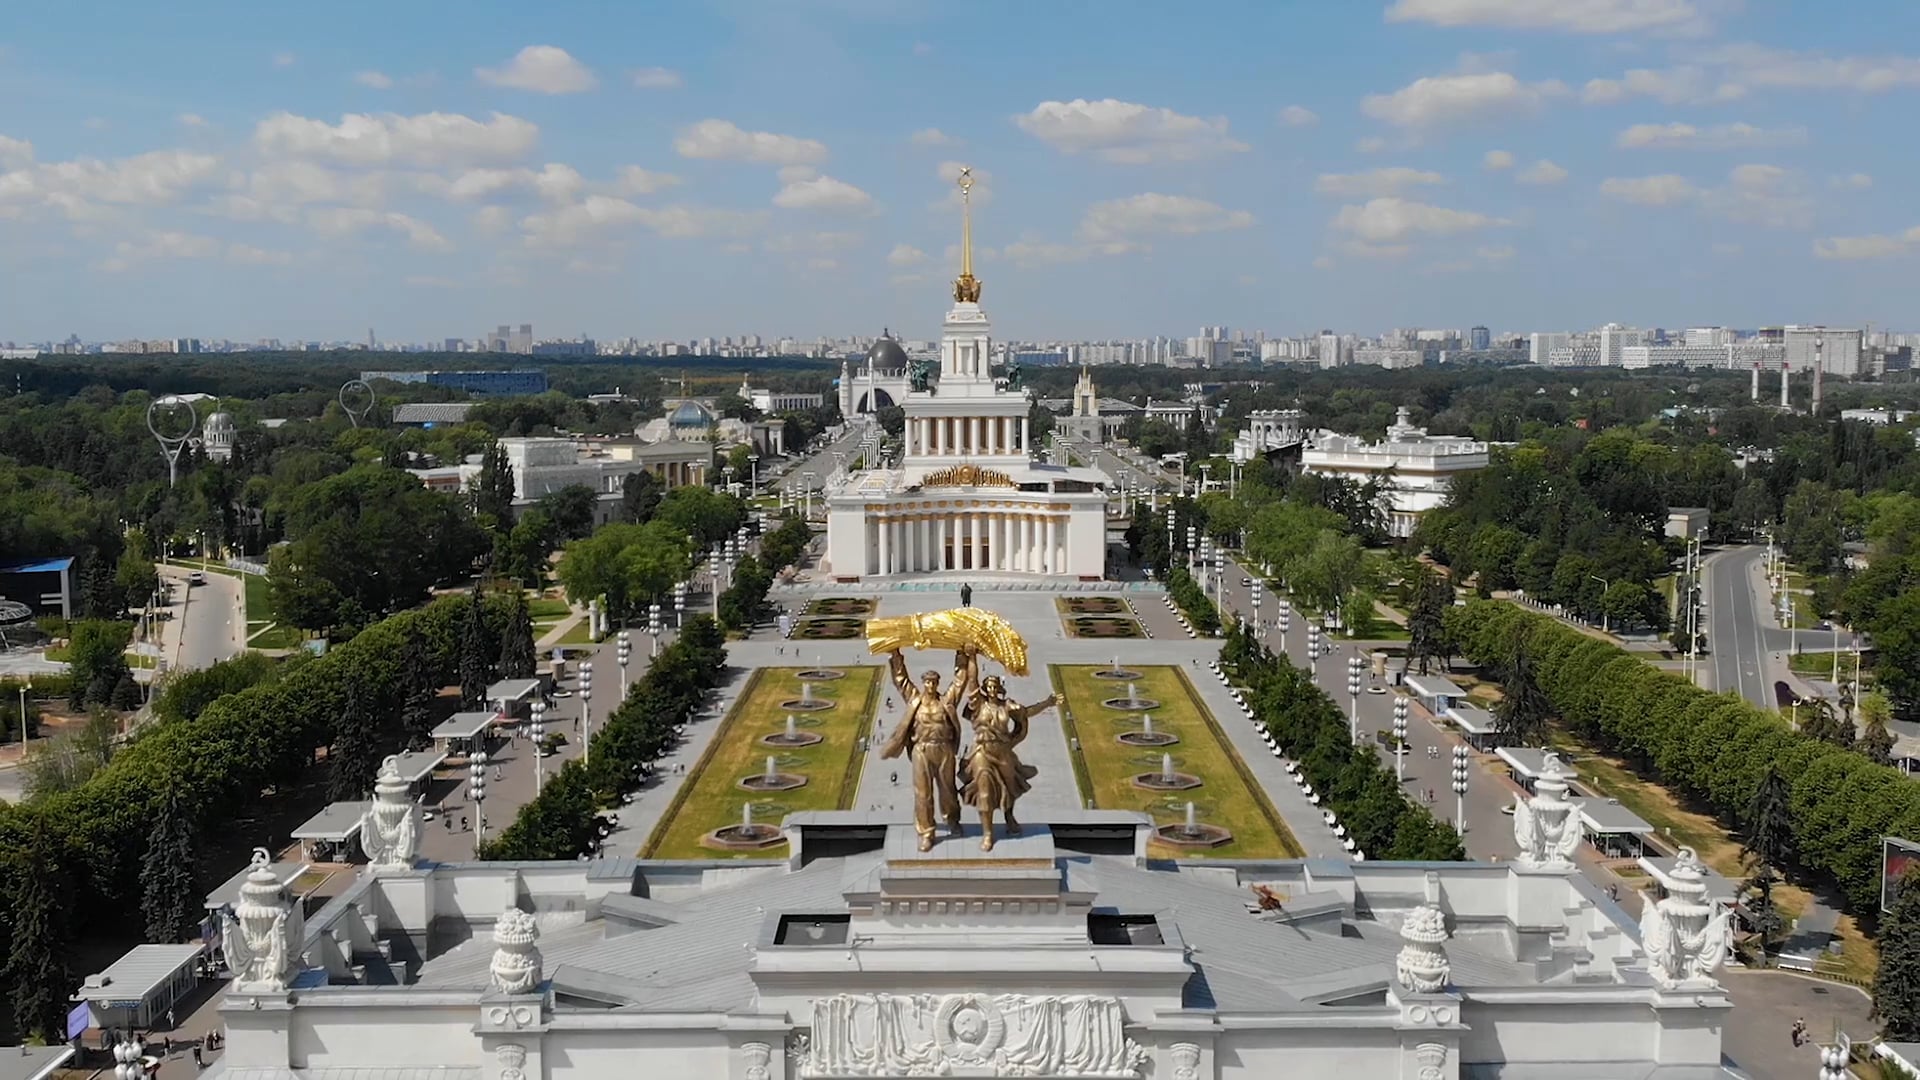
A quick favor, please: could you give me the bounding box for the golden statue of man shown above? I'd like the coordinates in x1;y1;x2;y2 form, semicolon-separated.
959;674;1056;851
880;646;976;851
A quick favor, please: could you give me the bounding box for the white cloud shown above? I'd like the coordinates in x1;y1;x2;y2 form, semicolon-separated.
519;196;766;247
1334;239;1414;261
475;45;597;94
272;51;296;68
610;165;681;196
213;161;388;221
177;113;209;129
0;149;222;212
0;136;33;168
1477;244;1516;260
674;119;828;166
254;111;539;167
1482;149;1514;170
1516;159;1568;184
910;127;956;146
1315;167;1445;197
473;205;513;234
1354;136;1389;153
1361;71;1567;129
306;207;452;250
887;243;928;266
1708;163;1811;228
1278;105;1319;127
436;163;586;204
1831;173;1873;190
629;66;682;89
1581;66;1742;105
1312;255;1335;269
227;243;292;265
354;70;395;90
1615;121;1805;149
772;175;874;212
764;231;862;255
1014;98;1248;163
106;231;220;268
1813;234;1909;260
1384;0;1712;35
777;164;818;184
1599;173;1699;205
1702;43;1920;95
1331;197;1500;243
1078;193;1255;241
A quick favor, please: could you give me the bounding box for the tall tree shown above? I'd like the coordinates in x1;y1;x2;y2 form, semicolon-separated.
1742;764;1793;955
1493;640;1553;747
5;821;73;1042
1876;867;1920;1040
140;787;199;943
498;591;536;680
473;442;517;530
620;470;662;525
1406;569;1452;676
1797;697;1854;749
1861;692;1898;766
459;587;493;708
328;673;382;801
398;632;439;749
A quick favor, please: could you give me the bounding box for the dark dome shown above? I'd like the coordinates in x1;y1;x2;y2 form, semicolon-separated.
866;334;909;370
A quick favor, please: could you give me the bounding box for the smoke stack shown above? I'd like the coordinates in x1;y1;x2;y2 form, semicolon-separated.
1780;362;1791;409
1751;362;1760;402
1812;347;1825;416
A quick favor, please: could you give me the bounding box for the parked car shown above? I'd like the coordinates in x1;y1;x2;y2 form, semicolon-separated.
188;571;207;585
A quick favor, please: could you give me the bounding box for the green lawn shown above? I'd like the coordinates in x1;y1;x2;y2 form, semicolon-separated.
1053;664;1302;859
45;645;156;669
554;621;595;645
527;596;571;620
247;624;305;650
640;665;879;860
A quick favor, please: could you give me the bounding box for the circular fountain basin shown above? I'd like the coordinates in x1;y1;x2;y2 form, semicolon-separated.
706;824;784;850
738;772;809;792
780;698;834;712
1131;771;1202;791
1091;667;1144;681
1153;823;1233;848
1116;729;1179;747
794;669;845;681
761;730;824;747
1102;697;1161;712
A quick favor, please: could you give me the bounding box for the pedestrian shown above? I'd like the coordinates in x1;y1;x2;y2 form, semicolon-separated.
193;1045;204;1067
460;815;469;832
168;1009;176;1031
164;1036;173;1057
443;815;452;832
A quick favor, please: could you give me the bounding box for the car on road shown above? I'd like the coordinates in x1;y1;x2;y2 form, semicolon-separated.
1241;577;1252;588
1367;685;1387;695
551;687;575;698
188;571;207;585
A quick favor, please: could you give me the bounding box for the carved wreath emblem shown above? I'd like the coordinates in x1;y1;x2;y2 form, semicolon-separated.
934;993;1007;1061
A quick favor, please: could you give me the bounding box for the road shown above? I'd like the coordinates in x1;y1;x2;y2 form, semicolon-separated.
166;565;247;672
1703;545;1855;710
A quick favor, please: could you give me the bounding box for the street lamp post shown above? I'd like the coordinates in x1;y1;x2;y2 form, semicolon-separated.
1451;745;1471;832
469;750;489;853
1186;525;1197;575
674;581;686;628
1250;579;1262;640
749;453;759;497
1278;598;1291;654
1306;623;1322;683
530;699;548;794
1347;655;1364;743
1587;574;1611;634
1392;696;1409;782
578;662;594;764
16;678;27;746
616;631;631;699
649;602;663;658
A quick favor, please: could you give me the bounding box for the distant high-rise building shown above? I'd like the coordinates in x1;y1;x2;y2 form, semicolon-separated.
1469;325;1490;351
1318;331;1344;369
1785;325;1864;377
1597;324;1648;366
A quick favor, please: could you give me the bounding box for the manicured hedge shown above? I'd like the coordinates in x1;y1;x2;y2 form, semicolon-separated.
1224;625;1465;861
1445;599;1920;914
1169;566;1220;635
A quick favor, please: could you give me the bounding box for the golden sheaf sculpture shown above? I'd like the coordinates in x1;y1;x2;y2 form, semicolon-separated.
922;463;1015;489
866;608;1029;676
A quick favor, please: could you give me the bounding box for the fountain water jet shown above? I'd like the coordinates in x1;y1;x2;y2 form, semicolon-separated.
739;752;807;792
762;713;823;747
706;801;783;849
1132;751;1200;791
1154;799;1233;848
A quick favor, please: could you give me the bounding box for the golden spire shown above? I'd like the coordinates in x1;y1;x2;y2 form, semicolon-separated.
953;165;982;303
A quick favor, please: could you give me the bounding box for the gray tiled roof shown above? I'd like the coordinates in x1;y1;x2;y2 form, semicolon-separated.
72;943;207;1003
391;403;476;425
0;1045;73;1080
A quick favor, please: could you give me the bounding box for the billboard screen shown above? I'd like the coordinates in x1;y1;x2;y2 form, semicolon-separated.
1883;836;1920;914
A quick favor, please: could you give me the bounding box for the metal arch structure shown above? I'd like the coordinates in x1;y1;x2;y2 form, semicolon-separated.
339;379;376;428
0;597;30;650
147;395;200;488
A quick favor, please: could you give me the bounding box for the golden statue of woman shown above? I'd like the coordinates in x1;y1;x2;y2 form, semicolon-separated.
959;674;1056;851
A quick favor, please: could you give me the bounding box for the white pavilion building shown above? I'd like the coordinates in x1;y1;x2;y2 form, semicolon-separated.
824;167;1110;581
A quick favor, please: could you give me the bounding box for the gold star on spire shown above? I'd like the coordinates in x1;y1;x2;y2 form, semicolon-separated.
953;165;982;303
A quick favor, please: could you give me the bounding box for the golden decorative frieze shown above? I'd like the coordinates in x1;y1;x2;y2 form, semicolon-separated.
922;462;1016;489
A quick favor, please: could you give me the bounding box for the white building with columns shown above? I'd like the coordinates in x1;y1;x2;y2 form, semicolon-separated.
824;168;1110;581
200;803;1740;1080
1301;407;1489;538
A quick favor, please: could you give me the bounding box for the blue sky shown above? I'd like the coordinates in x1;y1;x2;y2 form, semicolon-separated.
2;0;1918;344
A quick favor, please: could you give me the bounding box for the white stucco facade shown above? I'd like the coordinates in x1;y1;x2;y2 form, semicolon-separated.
206;810;1736;1080
1300;408;1490;538
823;274;1109;581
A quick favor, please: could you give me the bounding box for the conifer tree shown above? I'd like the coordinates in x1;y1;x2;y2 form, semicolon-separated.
5;821;73;1042
498;591;536;680
1875;868;1920;1039
140;788;198;943
459;587;492;708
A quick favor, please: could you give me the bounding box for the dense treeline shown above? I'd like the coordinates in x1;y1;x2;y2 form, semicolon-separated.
0;591;510;1040
482;616;728;861
1224;623;1465;860
1445;599;1920;916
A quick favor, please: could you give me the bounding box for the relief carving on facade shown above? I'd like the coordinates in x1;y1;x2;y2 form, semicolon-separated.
741;1040;772;1080
1170;1041;1201;1080
801;993;1147;1077
495;1042;527;1080
1415;1040;1447;1080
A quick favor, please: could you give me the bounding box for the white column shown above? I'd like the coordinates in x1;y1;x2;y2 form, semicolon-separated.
990;512;1003;570
877;515;891;575
1021;416;1031;455
931;417;941;456
970;511;982;569
972;417;983;456
938;516;949;570
1023;515;1035;572
1045;517;1058;574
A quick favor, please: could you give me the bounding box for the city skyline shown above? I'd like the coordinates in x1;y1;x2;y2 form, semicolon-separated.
3;1;1919;341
